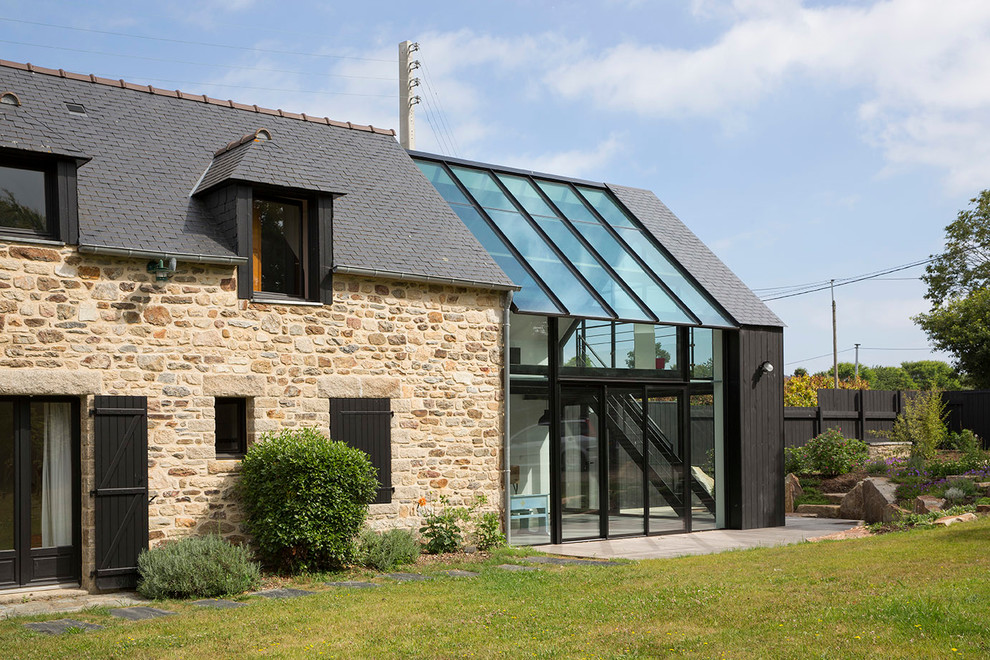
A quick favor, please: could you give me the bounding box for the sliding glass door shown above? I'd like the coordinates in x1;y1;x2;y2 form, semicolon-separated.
0;398;80;589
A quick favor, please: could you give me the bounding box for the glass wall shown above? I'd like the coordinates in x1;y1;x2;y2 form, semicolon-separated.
558;318;680;376
689;328;724;530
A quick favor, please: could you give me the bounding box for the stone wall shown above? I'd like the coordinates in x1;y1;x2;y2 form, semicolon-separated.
0;243;505;588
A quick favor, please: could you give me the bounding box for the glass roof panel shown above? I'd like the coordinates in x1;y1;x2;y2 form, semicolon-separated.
496;173;557;218
572;221;694;325
528;214;652;321
448;165;516;211
414;160;471;206
450;206;561;314
484;209;608;318
612;225;732;326
535;180;598;223
577;186;637;228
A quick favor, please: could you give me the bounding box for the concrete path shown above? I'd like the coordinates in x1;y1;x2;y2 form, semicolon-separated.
534;515;864;560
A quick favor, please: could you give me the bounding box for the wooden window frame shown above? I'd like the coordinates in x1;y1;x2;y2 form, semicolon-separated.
214;397;248;459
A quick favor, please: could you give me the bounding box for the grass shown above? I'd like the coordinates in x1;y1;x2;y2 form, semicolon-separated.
3;520;990;658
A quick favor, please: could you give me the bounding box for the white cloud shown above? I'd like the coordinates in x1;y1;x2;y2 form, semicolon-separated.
546;0;990;192
497;134;626;180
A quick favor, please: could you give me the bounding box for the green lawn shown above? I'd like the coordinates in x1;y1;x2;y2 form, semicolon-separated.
3;519;990;659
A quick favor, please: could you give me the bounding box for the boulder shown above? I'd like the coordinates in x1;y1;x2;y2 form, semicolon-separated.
795;504;840;518
839;481;864;520
861;477;903;524
914;495;946;515
784;473;803;514
976;504;990;515
934;512;978;527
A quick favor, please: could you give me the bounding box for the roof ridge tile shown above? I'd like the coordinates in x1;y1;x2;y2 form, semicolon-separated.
0;58;396;137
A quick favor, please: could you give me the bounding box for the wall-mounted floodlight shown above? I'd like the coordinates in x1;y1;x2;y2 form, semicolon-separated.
759;361;774;374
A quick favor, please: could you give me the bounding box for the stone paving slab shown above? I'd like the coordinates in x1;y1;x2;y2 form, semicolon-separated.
252;588;316;599
534;516;865;560
325;581;380;589
381;572;431;582
192;599;248;609
496;564;539;572
23;619;104;635
1;592;147;620
521;556;622;567
110;606;177;621
442;570;480;578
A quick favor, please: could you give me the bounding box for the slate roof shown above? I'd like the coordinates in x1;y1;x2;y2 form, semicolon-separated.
194;132;341;196
607;184;784;327
0;95;87;159
0;61;513;288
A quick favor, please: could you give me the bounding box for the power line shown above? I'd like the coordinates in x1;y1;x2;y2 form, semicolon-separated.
419;55;460;157
0;38;398;81
785;347;854;366
0;16;394;63
760;257;933;301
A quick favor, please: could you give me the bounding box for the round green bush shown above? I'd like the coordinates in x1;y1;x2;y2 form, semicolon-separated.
137;534;260;600
803;428;868;477
239;427;379;573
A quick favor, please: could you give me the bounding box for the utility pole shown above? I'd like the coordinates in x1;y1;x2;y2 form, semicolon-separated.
398;41;421;150
854;343;861;380
831;279;838;389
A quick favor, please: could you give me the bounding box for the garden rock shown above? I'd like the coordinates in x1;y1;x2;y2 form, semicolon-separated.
914;495;946;515
934;512;978;526
861;477;903;524
784;474;803;513
795;504;840;518
838;481;864;520
977;504;990;514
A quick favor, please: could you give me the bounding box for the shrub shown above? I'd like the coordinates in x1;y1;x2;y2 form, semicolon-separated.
239;427;379;572
802;428;868;477
474;511;506;551
137;535;260;600
884;390;948;460
941;478;977;498
943;429;981;454
784;446;806;475
977;497;990;505
943;487;967;503
355;528;420;571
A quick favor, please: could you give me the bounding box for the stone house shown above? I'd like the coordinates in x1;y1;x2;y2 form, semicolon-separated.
0;58;784;595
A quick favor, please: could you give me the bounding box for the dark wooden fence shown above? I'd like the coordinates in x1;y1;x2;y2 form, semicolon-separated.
784;389;990;449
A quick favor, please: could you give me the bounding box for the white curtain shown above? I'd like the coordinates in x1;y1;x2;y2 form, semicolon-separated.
41;402;72;548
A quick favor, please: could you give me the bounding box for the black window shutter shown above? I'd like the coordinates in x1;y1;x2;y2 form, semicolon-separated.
330;398;392;504
92;395;148;590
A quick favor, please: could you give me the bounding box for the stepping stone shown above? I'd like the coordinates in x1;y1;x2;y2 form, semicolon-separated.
443;570;480;578
381;572;430;582
521;556;622;567
192;599;248;609
24;619;104;635
110;606;176;621
496;564;539;572
252;588;316;599
325;581;380;589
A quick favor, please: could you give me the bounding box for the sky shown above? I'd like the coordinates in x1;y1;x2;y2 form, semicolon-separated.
2;0;987;374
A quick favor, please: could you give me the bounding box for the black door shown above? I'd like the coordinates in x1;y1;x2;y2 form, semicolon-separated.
0;398;81;590
93;396;148;590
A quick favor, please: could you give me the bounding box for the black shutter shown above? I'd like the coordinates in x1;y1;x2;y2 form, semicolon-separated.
93;396;148;590
330;398;392;504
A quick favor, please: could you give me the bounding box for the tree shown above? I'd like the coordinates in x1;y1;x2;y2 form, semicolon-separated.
915;190;990;387
817;362;875;384
870;365;918;391
900;360;967;391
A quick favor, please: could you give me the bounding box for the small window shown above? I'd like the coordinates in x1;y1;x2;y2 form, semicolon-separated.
253;196;306;298
215;398;247;458
0;162;53;238
330;398;392;504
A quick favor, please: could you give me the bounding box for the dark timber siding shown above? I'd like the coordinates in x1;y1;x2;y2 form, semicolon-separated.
724;326;784;529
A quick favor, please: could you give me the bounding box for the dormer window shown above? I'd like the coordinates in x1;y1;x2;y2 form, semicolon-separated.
253;196;307;298
0;159;55;240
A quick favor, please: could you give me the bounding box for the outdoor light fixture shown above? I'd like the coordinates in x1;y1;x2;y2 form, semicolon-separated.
147;257;177;283
759;361;774;374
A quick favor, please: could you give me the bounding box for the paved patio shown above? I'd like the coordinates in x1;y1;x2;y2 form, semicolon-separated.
534;515;864;560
